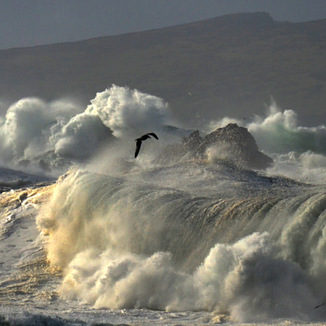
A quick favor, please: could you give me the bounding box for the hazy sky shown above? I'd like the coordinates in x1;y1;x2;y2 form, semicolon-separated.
1;0;326;50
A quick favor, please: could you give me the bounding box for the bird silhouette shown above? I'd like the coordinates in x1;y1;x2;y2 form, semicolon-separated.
134;132;158;158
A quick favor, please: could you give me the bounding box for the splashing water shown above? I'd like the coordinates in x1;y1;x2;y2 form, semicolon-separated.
35;161;326;322
0;85;171;174
0;86;326;324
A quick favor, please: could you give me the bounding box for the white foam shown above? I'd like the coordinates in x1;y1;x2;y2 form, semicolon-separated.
36;168;326;322
247;103;326;154
0;85;171;173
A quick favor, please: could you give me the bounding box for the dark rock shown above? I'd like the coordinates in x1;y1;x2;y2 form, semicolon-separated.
157;130;203;163
200;123;273;169
159;123;273;169
202;123;258;152
182;130;203;153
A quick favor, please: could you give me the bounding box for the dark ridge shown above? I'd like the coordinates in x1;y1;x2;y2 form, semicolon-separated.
0;12;325;126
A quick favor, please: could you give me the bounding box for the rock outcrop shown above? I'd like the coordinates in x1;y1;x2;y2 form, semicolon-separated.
159;123;273;169
199;123;273;169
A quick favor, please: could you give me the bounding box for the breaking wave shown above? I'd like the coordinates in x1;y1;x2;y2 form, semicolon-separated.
248;103;326;155
1;85;326;322
36;162;326;322
0;85;171;174
207;102;326;184
207;103;326;157
0;85;325;183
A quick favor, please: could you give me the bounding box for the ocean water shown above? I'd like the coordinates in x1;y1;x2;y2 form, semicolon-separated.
0;86;326;325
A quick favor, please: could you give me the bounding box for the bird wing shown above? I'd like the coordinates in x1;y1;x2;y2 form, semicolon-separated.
147;132;158;140
135;139;142;158
140;134;151;141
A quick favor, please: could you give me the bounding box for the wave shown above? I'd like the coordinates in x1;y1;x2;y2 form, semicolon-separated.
207;102;326;156
248;104;326;155
0;85;171;174
36;160;326;322
0;85;325;191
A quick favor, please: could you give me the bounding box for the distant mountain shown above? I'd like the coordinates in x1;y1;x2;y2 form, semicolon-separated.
0;12;325;126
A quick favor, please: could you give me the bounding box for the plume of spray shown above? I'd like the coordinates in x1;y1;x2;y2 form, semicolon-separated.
83;85;173;172
85;84;170;139
247;102;326;155
205;102;326;156
246;103;326;183
0;97;81;172
205;102;326;183
204;101;326;155
0;85;172;173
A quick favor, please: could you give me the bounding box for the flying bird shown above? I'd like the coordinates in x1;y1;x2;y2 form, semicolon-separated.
134;132;158;158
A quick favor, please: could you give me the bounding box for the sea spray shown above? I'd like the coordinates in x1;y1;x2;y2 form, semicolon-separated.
85;84;170;139
205;102;326;183
0;98;80;167
1;85;326;324
37;162;326;322
4;86;325;322
0;87;325;186
247;104;326;155
0;85;171;172
206;103;326;156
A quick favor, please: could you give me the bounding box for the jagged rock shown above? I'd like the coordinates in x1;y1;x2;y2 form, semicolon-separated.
159;123;273;169
202;123;258;152
200;123;273;169
182;130;203;153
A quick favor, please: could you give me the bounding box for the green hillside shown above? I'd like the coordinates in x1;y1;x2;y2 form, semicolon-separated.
0;12;325;127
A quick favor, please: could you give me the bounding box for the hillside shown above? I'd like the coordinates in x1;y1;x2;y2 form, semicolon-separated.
0;12;325;127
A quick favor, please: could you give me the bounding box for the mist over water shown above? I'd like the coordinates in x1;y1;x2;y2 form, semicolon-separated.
1;85;326;323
